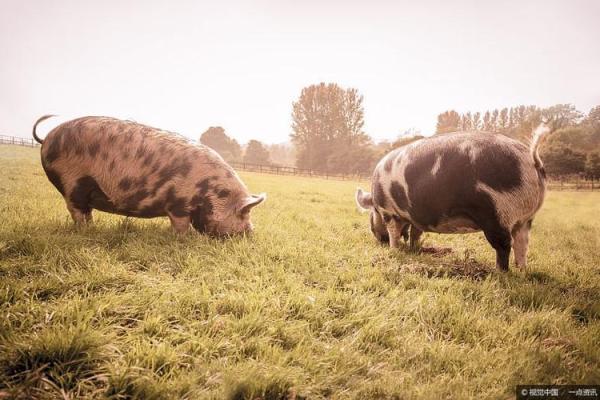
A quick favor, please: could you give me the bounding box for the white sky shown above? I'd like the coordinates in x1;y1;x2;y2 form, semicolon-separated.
1;0;599;144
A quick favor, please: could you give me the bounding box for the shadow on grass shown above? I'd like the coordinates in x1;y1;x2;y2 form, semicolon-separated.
0;325;111;399
498;271;600;325
380;248;600;327
371;234;600;329
391;259;494;281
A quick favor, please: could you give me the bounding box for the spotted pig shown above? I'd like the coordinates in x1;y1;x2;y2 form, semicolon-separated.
33;115;266;236
355;127;548;271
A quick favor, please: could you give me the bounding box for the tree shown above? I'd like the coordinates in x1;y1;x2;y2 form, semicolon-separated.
541;145;586;177
472;112;481;131
200;127;242;163
490;109;499;131
585;151;600;181
326;145;377;175
243;140;271;165
267;143;296;166
392;135;424;148
582;106;600;145
291;82;369;172
482;111;492;131
584;105;600;130
498;108;509;132
435;110;461;134
461;112;473;131
542;104;582;130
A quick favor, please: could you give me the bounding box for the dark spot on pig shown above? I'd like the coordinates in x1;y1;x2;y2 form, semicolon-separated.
142;152;154;167
43;167;65;195
45;135;63;164
74;145;84;156
196;178;213;195
135;145;145;159
70;176;115;214
165;186;188;217
123;188;150;212
109;160;116;171
88;142;100;158
191;198;213;233
152;160;192;194
403;147;501;234
474;146;522;191
122;151;129;161
179;161;192;176
101;151;109;161
373;181;387;208
389;181;409;211
217;188;231;198
404;151;438;188
119;177;133;191
138;198;165;218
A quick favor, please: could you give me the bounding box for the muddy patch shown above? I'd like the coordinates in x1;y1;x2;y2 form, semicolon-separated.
419;246;453;257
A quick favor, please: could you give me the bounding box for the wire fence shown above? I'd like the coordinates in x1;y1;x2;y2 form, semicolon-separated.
1;135;596;189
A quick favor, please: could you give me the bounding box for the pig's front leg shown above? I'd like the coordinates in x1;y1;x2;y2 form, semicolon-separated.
168;213;191;234
409;225;423;251
387;217;409;248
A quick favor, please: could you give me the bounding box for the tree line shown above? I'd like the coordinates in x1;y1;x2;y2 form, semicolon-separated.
199;127;293;166
197;82;599;180
436;105;600;179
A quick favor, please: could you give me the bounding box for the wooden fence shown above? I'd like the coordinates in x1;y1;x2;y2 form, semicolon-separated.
0;135;40;147
547;179;597;191
1;135;596;189
229;161;367;181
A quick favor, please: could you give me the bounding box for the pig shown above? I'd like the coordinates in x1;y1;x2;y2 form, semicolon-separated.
355;127;548;271
33;115;266;236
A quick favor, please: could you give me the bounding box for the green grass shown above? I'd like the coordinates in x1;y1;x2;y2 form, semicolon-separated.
1;144;599;399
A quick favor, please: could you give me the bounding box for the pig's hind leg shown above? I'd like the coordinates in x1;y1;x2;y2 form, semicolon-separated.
65;175;106;226
511;220;532;268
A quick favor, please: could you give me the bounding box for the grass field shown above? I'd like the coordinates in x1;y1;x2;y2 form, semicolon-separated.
1;144;599;400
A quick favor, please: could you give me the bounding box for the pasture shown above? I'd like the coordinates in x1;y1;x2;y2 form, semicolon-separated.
1;144;599;399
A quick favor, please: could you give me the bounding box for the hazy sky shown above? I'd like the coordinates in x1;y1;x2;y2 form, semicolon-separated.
1;0;599;144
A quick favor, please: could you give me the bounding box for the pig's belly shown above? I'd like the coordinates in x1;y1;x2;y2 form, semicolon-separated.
427;216;481;234
89;185;167;218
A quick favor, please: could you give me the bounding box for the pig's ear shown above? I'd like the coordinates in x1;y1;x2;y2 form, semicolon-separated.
237;193;267;215
355;188;373;212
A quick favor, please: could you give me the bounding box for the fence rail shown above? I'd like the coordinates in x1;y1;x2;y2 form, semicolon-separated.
229;161;367;181
547;180;597;191
1;135;596;189
0;135;40;147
